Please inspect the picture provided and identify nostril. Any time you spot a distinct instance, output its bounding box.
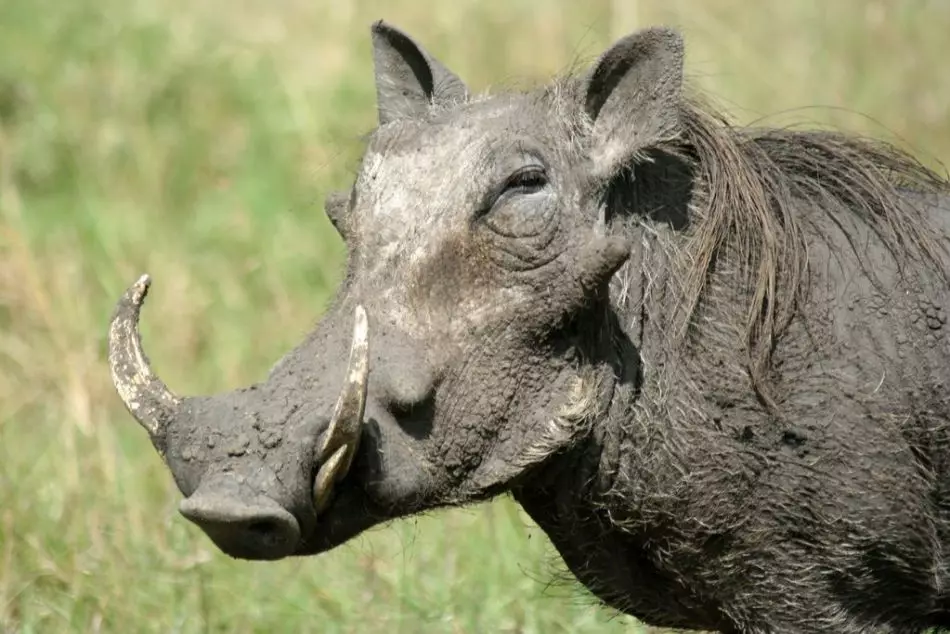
[246,520,277,535]
[244,520,287,547]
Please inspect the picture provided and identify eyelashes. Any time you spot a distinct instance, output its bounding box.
[499,166,548,198]
[476,164,550,220]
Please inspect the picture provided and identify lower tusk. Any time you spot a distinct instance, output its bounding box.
[313,445,349,515]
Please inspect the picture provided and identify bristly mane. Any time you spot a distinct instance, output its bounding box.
[386,69,949,409]
[614,87,950,409]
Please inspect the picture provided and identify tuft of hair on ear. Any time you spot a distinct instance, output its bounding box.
[582,26,686,182]
[370,20,469,125]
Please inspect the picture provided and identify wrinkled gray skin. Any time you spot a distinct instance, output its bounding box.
[108,21,950,634]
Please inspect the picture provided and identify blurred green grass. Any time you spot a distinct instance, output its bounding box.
[1,0,948,632]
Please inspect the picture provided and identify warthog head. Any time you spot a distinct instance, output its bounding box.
[108,20,683,560]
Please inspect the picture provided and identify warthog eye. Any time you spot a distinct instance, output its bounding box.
[501,166,548,197]
[478,165,549,217]
[478,163,555,241]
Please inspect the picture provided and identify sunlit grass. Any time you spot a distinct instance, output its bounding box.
[1,0,948,631]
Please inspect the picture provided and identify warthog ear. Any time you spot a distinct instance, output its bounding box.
[370,20,469,125]
[583,27,685,180]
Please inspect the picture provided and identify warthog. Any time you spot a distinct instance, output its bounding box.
[107,20,950,634]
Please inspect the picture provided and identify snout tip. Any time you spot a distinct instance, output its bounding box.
[179,492,301,561]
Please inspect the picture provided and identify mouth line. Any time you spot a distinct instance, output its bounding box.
[296,482,369,556]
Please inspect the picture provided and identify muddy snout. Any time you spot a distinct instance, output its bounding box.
[177,306,371,559]
[178,474,301,560]
[108,274,372,559]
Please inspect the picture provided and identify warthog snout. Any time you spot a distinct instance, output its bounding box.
[107,274,373,559]
[178,474,301,560]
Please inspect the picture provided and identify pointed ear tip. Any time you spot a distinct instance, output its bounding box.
[370,19,401,40]
[640,26,685,52]
[650,25,684,39]
[612,26,684,57]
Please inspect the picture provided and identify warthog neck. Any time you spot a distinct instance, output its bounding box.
[511,211,767,629]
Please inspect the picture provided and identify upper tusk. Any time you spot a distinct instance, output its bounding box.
[107,274,181,456]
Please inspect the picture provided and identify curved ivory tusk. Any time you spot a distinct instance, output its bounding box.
[107,274,181,456]
[313,304,369,514]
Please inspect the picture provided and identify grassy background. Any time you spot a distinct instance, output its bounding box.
[1,0,948,632]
